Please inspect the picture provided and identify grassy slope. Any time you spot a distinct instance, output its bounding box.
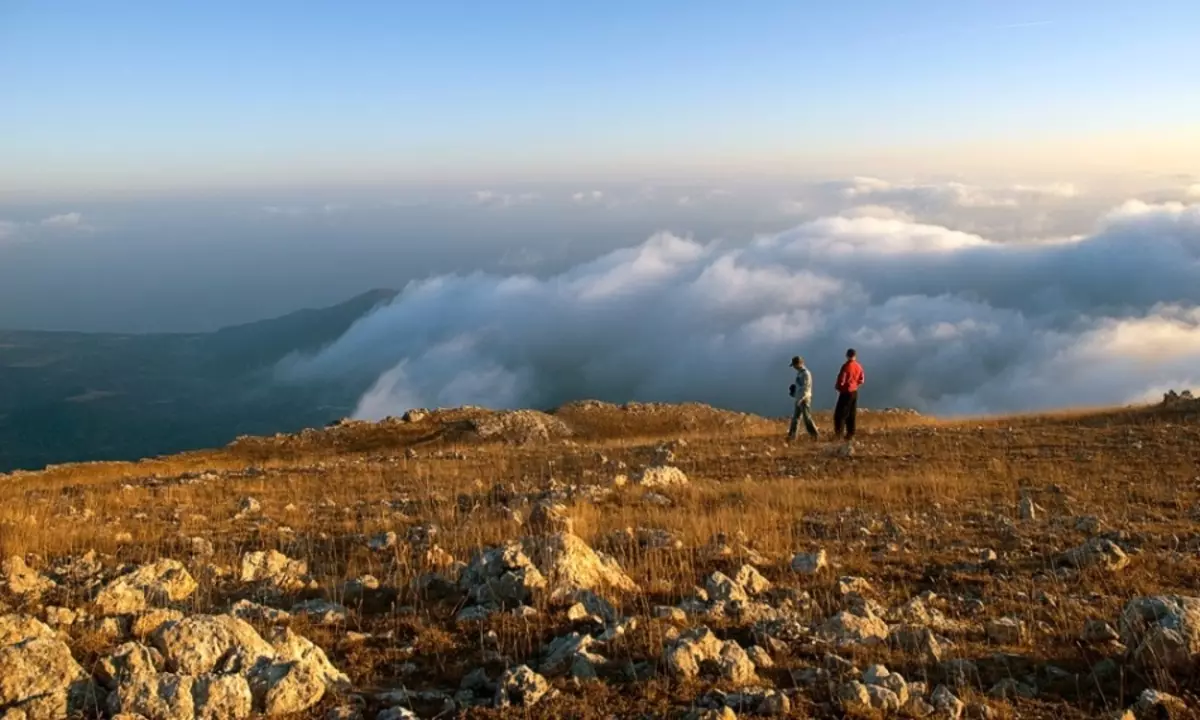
[2,400,1197,717]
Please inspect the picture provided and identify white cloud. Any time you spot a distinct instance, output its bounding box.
[571,190,605,205]
[1186,183,1200,199]
[0,211,91,245]
[281,198,1200,418]
[40,212,85,228]
[469,190,540,208]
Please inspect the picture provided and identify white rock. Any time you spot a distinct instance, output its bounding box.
[819,610,889,645]
[0,636,99,720]
[153,614,275,675]
[0,557,55,598]
[98,642,161,689]
[94,560,198,616]
[635,466,689,488]
[239,550,310,591]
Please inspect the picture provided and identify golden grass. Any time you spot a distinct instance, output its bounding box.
[1,401,1198,718]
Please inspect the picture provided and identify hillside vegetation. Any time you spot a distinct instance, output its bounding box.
[0,289,397,472]
[0,399,1198,719]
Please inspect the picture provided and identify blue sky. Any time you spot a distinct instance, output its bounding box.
[2,0,1199,194]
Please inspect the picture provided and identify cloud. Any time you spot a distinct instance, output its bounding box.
[468,190,540,208]
[1186,183,1200,199]
[571,190,606,205]
[40,212,85,228]
[261,203,350,217]
[0,211,91,245]
[281,198,1200,418]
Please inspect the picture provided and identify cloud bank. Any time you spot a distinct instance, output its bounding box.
[281,197,1200,419]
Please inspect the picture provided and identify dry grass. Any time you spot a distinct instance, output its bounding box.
[2,400,1199,718]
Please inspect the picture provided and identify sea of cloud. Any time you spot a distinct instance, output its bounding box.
[281,183,1200,418]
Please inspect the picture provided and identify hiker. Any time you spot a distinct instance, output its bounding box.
[833,348,865,442]
[787,355,819,441]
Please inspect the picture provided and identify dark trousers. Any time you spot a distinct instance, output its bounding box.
[833,390,858,439]
[788,401,819,439]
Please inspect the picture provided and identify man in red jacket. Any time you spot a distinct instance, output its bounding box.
[834,348,865,441]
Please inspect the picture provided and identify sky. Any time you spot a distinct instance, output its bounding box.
[2,1,1199,415]
[3,0,1199,195]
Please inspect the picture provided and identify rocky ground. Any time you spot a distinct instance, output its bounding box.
[0,399,1198,719]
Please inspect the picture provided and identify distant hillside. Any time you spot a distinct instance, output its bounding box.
[0,289,397,471]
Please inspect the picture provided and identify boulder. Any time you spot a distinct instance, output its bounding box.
[524,532,638,600]
[0,615,56,646]
[1058,538,1129,572]
[635,466,689,488]
[239,551,311,591]
[94,560,198,616]
[985,617,1027,645]
[1119,595,1200,672]
[0,557,55,598]
[97,642,161,689]
[790,550,828,575]
[493,665,550,707]
[819,610,889,646]
[107,673,195,720]
[153,615,275,675]
[0,636,99,720]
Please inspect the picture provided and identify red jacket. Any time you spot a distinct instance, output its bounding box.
[835,360,865,393]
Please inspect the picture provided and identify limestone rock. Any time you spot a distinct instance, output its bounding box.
[153,614,275,675]
[985,617,1027,645]
[838,681,873,712]
[635,466,689,489]
[193,674,253,720]
[493,665,550,708]
[94,560,198,616]
[665,627,724,680]
[459,541,547,608]
[107,673,195,720]
[0,615,55,646]
[1119,595,1200,672]
[0,636,99,720]
[1058,538,1129,572]
[239,551,311,591]
[717,641,758,685]
[1,557,55,598]
[524,532,638,600]
[790,549,828,575]
[819,610,889,645]
[290,599,348,625]
[98,642,161,689]
[528,502,574,535]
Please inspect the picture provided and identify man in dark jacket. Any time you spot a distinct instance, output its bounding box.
[833,348,865,441]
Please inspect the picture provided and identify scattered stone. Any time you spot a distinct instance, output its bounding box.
[0,635,99,720]
[1130,689,1189,719]
[154,615,276,675]
[493,665,550,707]
[94,560,198,616]
[746,645,774,669]
[367,532,398,551]
[819,610,889,646]
[733,565,772,595]
[890,624,943,662]
[230,600,291,625]
[0,557,55,598]
[188,537,215,557]
[665,627,724,680]
[528,501,574,535]
[235,497,262,519]
[0,615,56,646]
[1082,619,1121,644]
[239,550,311,591]
[985,617,1028,645]
[931,685,966,719]
[790,549,828,575]
[1058,538,1129,572]
[97,642,161,688]
[290,599,348,625]
[988,678,1037,700]
[716,641,758,685]
[1118,595,1200,672]
[838,681,873,713]
[635,466,689,489]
